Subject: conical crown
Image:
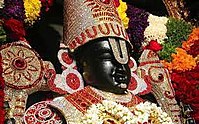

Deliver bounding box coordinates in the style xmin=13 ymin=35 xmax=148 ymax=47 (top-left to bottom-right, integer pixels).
xmin=63 ymin=0 xmax=130 ymax=51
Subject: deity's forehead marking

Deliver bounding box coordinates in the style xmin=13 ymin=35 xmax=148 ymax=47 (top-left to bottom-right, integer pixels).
xmin=109 ymin=38 xmax=129 ymax=64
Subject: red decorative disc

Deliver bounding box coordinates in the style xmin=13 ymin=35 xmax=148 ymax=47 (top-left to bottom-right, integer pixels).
xmin=0 ymin=43 xmax=43 ymax=89
xmin=66 ymin=73 xmax=80 ymax=90
xmin=61 ymin=52 xmax=73 ymax=65
xmin=24 ymin=101 xmax=63 ymax=124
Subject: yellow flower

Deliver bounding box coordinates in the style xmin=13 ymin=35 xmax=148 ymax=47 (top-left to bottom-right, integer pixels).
xmin=117 ymin=0 xmax=129 ymax=29
xmin=24 ymin=0 xmax=42 ymax=25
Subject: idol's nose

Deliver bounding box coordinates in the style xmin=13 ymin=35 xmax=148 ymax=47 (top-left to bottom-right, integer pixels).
xmin=112 ymin=65 xmax=128 ymax=83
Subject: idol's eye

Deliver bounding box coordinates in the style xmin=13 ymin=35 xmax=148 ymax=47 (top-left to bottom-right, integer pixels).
xmin=149 ymin=66 xmax=166 ymax=83
xmin=97 ymin=52 xmax=113 ymax=60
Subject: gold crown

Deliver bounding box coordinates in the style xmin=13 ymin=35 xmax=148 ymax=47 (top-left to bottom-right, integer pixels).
xmin=63 ymin=0 xmax=130 ymax=51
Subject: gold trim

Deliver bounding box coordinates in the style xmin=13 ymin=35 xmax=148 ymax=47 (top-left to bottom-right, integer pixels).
xmin=163 ymin=0 xmax=189 ymax=20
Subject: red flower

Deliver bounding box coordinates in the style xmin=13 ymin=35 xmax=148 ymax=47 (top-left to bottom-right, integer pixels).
xmin=171 ymin=65 xmax=199 ymax=121
xmin=4 ymin=18 xmax=25 ymax=40
xmin=187 ymin=40 xmax=199 ymax=57
xmin=145 ymin=40 xmax=163 ymax=52
xmin=114 ymin=0 xmax=120 ymax=7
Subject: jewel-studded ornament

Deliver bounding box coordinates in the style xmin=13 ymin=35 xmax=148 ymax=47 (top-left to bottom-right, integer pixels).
xmin=1 ymin=41 xmax=55 ymax=123
xmin=48 ymin=46 xmax=84 ymax=94
xmin=137 ymin=49 xmax=182 ymax=124
xmin=1 ymin=42 xmax=43 ymax=90
xmin=23 ymin=101 xmax=63 ymax=124
xmin=127 ymin=57 xmax=150 ymax=95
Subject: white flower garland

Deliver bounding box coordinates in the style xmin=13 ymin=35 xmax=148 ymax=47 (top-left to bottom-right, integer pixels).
xmin=143 ymin=14 xmax=168 ymax=47
xmin=80 ymin=100 xmax=173 ymax=124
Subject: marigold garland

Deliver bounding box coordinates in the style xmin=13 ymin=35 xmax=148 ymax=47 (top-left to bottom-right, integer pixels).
xmin=182 ymin=28 xmax=199 ymax=51
xmin=117 ymin=0 xmax=129 ymax=29
xmin=24 ymin=0 xmax=42 ymax=25
xmin=162 ymin=48 xmax=196 ymax=72
xmin=161 ymin=27 xmax=199 ymax=72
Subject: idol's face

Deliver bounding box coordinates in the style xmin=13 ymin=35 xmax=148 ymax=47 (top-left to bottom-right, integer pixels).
xmin=75 ymin=38 xmax=131 ymax=94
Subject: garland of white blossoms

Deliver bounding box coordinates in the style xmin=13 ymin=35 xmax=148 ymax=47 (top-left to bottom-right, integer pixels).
xmin=80 ymin=100 xmax=173 ymax=124
xmin=143 ymin=14 xmax=168 ymax=47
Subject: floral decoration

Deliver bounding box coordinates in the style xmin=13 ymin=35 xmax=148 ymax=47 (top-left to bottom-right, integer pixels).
xmin=145 ymin=40 xmax=163 ymax=52
xmin=113 ymin=0 xmax=120 ymax=7
xmin=158 ymin=17 xmax=193 ymax=61
xmin=182 ymin=28 xmax=199 ymax=53
xmin=0 ymin=0 xmax=54 ymax=42
xmin=187 ymin=40 xmax=199 ymax=58
xmin=24 ymin=0 xmax=42 ymax=26
xmin=1 ymin=0 xmax=25 ymax=22
xmin=117 ymin=0 xmax=129 ymax=29
xmin=158 ymin=27 xmax=199 ymax=122
xmin=171 ymin=65 xmax=199 ymax=121
xmin=161 ymin=28 xmax=199 ymax=72
xmin=162 ymin=48 xmax=196 ymax=72
xmin=81 ymin=100 xmax=173 ymax=124
xmin=143 ymin=14 xmax=168 ymax=46
xmin=3 ymin=18 xmax=25 ymax=41
xmin=126 ymin=4 xmax=149 ymax=54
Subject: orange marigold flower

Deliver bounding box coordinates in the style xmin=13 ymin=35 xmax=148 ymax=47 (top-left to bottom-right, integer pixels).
xmin=182 ymin=28 xmax=199 ymax=51
xmin=172 ymin=48 xmax=196 ymax=71
xmin=162 ymin=48 xmax=197 ymax=72
xmin=161 ymin=60 xmax=173 ymax=72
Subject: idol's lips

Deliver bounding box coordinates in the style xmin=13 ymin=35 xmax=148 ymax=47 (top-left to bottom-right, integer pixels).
xmin=112 ymin=68 xmax=128 ymax=89
xmin=113 ymin=74 xmax=128 ymax=89
xmin=117 ymin=83 xmax=127 ymax=89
